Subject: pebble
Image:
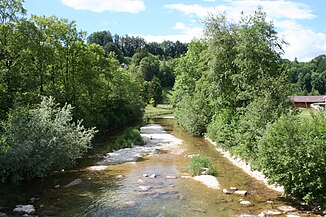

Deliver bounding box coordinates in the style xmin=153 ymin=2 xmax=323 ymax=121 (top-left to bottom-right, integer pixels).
xmin=261 ymin=210 xmax=282 ymax=215
xmin=139 ymin=186 xmax=152 ymax=191
xmin=277 ymin=206 xmax=296 ymax=212
xmin=64 ymin=178 xmax=82 ymax=188
xmin=223 ymin=189 xmax=233 ymax=194
xmin=230 ymin=186 xmax=238 ymax=190
xmin=143 ymin=174 xmax=149 ymax=177
xmin=137 ymin=179 xmax=145 ymax=183
xmin=239 ymin=200 xmax=252 ymax=206
xmin=180 ymin=175 xmax=192 ymax=179
xmin=234 ymin=190 xmax=248 ymax=196
xmin=149 ymin=174 xmax=157 ymax=178
xmin=166 ymin=176 xmax=177 ymax=179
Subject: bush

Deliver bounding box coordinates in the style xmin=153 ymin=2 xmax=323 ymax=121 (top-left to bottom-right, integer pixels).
xmin=189 ymin=154 xmax=215 ymax=176
xmin=0 ymin=96 xmax=97 ymax=183
xmin=115 ymin=128 xmax=143 ymax=149
xmin=255 ymin=113 xmax=326 ymax=204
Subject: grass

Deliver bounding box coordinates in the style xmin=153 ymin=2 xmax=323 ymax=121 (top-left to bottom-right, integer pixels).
xmin=189 ymin=155 xmax=215 ymax=176
xmin=144 ymin=104 xmax=173 ymax=120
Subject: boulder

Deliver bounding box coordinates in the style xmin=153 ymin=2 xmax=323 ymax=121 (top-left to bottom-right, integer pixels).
xmin=13 ymin=205 xmax=35 ymax=215
xmin=193 ymin=175 xmax=220 ymax=189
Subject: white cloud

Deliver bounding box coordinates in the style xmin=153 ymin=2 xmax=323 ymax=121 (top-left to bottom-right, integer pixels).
xmin=164 ymin=4 xmax=229 ymax=18
xmin=164 ymin=0 xmax=324 ymax=61
xmin=281 ymin=29 xmax=326 ymax=61
xmin=203 ymin=0 xmax=216 ymax=2
xmin=164 ymin=0 xmax=315 ymax=21
xmin=133 ymin=23 xmax=203 ymax=43
xmin=61 ymin=0 xmax=145 ymax=13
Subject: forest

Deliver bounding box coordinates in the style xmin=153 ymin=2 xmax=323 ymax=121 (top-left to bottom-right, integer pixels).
xmin=0 ymin=0 xmax=325 ymax=206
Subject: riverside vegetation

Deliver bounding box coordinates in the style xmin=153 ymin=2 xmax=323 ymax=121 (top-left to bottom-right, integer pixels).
xmin=0 ymin=0 xmax=325 ymax=208
xmin=172 ymin=8 xmax=326 ymax=206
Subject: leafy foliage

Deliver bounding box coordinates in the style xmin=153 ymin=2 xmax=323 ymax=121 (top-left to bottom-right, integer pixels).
xmin=115 ymin=128 xmax=143 ymax=149
xmin=0 ymin=97 xmax=96 ymax=183
xmin=189 ymin=155 xmax=215 ymax=176
xmin=255 ymin=113 xmax=326 ymax=204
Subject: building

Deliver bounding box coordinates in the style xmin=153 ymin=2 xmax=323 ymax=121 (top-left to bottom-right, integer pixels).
xmin=289 ymin=96 xmax=326 ymax=108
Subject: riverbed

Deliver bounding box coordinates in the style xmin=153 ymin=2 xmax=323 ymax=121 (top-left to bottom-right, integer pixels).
xmin=0 ymin=118 xmax=321 ymax=217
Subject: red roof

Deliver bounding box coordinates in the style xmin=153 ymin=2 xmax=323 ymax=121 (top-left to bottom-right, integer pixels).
xmin=290 ymin=96 xmax=326 ymax=103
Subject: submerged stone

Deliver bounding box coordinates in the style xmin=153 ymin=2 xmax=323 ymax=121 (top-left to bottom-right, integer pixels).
xmin=193 ymin=175 xmax=220 ymax=189
xmin=64 ymin=178 xmax=82 ymax=188
xmin=13 ymin=205 xmax=35 ymax=214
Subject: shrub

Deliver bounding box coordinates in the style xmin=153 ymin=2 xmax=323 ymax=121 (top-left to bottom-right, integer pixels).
xmin=189 ymin=155 xmax=215 ymax=176
xmin=0 ymin=96 xmax=97 ymax=183
xmin=115 ymin=128 xmax=143 ymax=149
xmin=255 ymin=113 xmax=326 ymax=204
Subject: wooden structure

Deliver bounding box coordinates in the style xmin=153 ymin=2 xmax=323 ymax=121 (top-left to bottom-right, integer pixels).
xmin=289 ymin=96 xmax=326 ymax=108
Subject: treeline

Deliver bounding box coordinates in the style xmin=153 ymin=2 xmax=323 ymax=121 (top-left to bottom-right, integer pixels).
xmin=0 ymin=0 xmax=184 ymax=182
xmin=87 ymin=31 xmax=188 ymax=105
xmin=172 ymin=9 xmax=325 ymax=205
xmin=87 ymin=30 xmax=188 ymax=63
xmin=288 ymin=55 xmax=326 ymax=95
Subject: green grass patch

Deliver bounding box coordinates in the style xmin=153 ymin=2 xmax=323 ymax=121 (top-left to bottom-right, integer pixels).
xmin=114 ymin=128 xmax=143 ymax=149
xmin=144 ymin=104 xmax=173 ymax=120
xmin=189 ymin=155 xmax=215 ymax=176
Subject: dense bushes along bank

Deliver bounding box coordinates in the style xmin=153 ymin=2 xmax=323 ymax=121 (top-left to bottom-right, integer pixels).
xmin=172 ymin=8 xmax=325 ymax=205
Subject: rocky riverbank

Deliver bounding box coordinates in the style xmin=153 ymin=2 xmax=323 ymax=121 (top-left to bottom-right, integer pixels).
xmin=205 ymin=137 xmax=284 ymax=193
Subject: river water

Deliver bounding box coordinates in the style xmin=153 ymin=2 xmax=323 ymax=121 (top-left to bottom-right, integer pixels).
xmin=0 ymin=118 xmax=320 ymax=217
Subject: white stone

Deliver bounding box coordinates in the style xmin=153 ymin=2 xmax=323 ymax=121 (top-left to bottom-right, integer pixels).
xmin=64 ymin=178 xmax=82 ymax=188
xmin=193 ymin=175 xmax=220 ymax=189
xmin=234 ymin=190 xmax=248 ymax=196
xmin=262 ymin=210 xmax=282 ymax=215
xmin=139 ymin=186 xmax=152 ymax=191
xmin=223 ymin=188 xmax=233 ymax=194
xmin=230 ymin=186 xmax=238 ymax=190
xmin=180 ymin=175 xmax=192 ymax=179
xmin=166 ymin=176 xmax=177 ymax=179
xmin=277 ymin=206 xmax=296 ymax=212
xmin=149 ymin=174 xmax=157 ymax=178
xmin=13 ymin=205 xmax=35 ymax=214
xmin=143 ymin=174 xmax=149 ymax=177
xmin=87 ymin=165 xmax=109 ymax=171
xmin=239 ymin=200 xmax=252 ymax=206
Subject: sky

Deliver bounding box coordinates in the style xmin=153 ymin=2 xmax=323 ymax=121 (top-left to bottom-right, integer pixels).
xmin=23 ymin=0 xmax=326 ymax=61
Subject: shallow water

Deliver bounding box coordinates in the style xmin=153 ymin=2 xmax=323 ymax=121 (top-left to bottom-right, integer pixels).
xmin=0 ymin=118 xmax=320 ymax=217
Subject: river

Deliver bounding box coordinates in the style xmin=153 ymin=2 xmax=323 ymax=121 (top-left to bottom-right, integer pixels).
xmin=0 ymin=118 xmax=320 ymax=217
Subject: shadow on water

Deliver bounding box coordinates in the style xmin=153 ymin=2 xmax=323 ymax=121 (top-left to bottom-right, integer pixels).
xmin=0 ymin=118 xmax=321 ymax=217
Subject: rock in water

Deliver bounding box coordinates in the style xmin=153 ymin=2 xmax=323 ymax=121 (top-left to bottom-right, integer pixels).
xmin=166 ymin=176 xmax=177 ymax=179
xmin=64 ymin=178 xmax=82 ymax=188
xmin=13 ymin=205 xmax=35 ymax=214
xmin=193 ymin=175 xmax=220 ymax=189
xmin=239 ymin=200 xmax=252 ymax=206
xmin=139 ymin=186 xmax=152 ymax=191
xmin=277 ymin=206 xmax=296 ymax=212
xmin=234 ymin=190 xmax=248 ymax=196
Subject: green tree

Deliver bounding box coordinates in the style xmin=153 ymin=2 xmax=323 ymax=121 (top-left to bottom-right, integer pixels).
xmin=0 ymin=96 xmax=96 ymax=183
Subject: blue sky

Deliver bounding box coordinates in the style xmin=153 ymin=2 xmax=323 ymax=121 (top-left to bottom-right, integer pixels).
xmin=24 ymin=0 xmax=326 ymax=61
